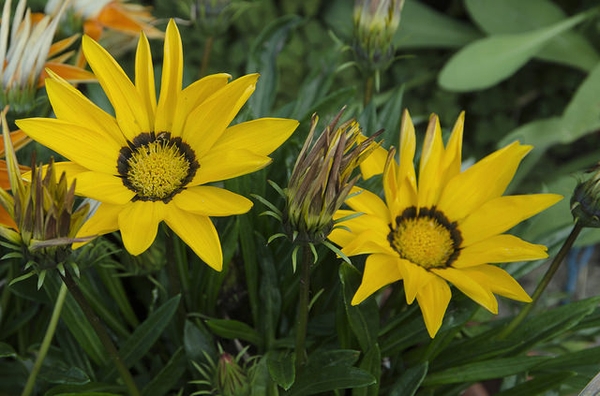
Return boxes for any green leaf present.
[376,85,404,149]
[464,0,599,71]
[423,356,550,386]
[247,14,303,117]
[562,62,600,140]
[536,345,600,371]
[494,371,575,396]
[353,345,381,396]
[44,382,123,396]
[205,318,261,346]
[394,0,481,49]
[266,350,296,391]
[100,295,181,380]
[142,347,187,396]
[439,11,592,91]
[389,362,428,396]
[0,342,16,358]
[339,262,379,351]
[39,364,90,385]
[184,319,216,365]
[43,275,107,365]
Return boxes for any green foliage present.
[3,0,600,395]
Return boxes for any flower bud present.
[571,164,600,228]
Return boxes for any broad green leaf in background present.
[0,342,16,358]
[142,347,187,396]
[389,362,428,396]
[465,0,599,71]
[267,350,296,391]
[439,11,593,91]
[494,372,576,396]
[205,318,261,345]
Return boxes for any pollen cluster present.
[118,132,199,202]
[389,206,461,269]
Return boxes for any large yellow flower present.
[16,20,298,271]
[329,110,562,337]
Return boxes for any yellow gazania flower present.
[16,20,298,271]
[328,110,562,337]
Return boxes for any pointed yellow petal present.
[351,253,403,305]
[192,149,271,185]
[172,73,231,136]
[42,63,96,84]
[345,186,389,221]
[359,142,387,180]
[460,194,562,246]
[398,109,417,194]
[173,186,252,216]
[118,201,165,255]
[209,118,298,157]
[164,207,223,271]
[439,111,464,184]
[438,142,532,221]
[397,259,435,304]
[432,267,498,314]
[72,172,134,205]
[415,276,451,338]
[44,77,126,145]
[340,229,396,257]
[82,35,148,139]
[418,114,444,208]
[453,234,548,268]
[182,74,259,156]
[461,265,532,302]
[75,202,122,246]
[135,32,156,129]
[16,119,120,173]
[329,211,389,248]
[155,20,182,133]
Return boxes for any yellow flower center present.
[389,206,461,269]
[118,132,199,203]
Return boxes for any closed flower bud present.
[571,164,600,228]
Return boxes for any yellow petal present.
[44,77,126,145]
[453,234,548,268]
[351,253,403,305]
[460,194,562,246]
[173,186,252,216]
[164,207,223,271]
[329,211,388,248]
[72,172,135,205]
[16,119,120,173]
[397,259,435,304]
[155,20,182,133]
[461,265,532,303]
[417,114,444,208]
[192,149,271,185]
[396,110,417,208]
[172,73,231,136]
[135,32,156,129]
[74,202,122,247]
[209,118,298,157]
[340,229,396,257]
[42,63,96,84]
[439,111,464,185]
[415,276,451,338]
[82,35,148,139]
[359,143,387,180]
[437,141,532,221]
[118,201,165,255]
[182,74,259,156]
[432,267,498,314]
[345,186,390,221]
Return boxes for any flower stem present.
[199,36,214,78]
[60,270,141,396]
[295,244,312,372]
[363,75,374,107]
[498,222,583,339]
[21,282,68,396]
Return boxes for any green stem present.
[295,244,312,372]
[21,282,68,396]
[498,222,583,339]
[199,36,214,78]
[363,75,374,107]
[60,271,140,396]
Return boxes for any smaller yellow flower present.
[329,110,562,337]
